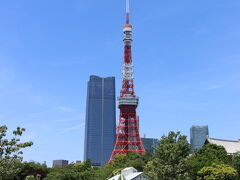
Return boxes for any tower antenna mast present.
[126,0,130,24]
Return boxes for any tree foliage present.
[2,126,239,180]
[0,125,33,179]
[185,144,230,179]
[44,160,94,180]
[94,152,152,180]
[231,153,240,177]
[144,131,191,180]
[25,175,41,180]
[25,175,37,180]
[16,161,48,180]
[197,164,238,180]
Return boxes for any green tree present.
[144,131,191,180]
[110,152,151,172]
[16,161,48,180]
[0,125,33,180]
[197,164,238,180]
[186,144,230,179]
[25,175,36,180]
[231,153,240,177]
[94,152,152,180]
[44,160,94,180]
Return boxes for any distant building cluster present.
[51,75,239,167]
[53,120,240,167]
[44,0,239,171]
[83,75,158,166]
[52,75,159,167]
[189,125,240,154]
[82,75,240,166]
[52,160,81,167]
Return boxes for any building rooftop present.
[205,136,240,154]
[191,125,209,129]
[108,167,145,180]
[90,75,115,80]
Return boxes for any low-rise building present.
[52,160,69,167]
[108,167,149,180]
[205,136,240,154]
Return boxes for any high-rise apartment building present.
[84,75,116,166]
[190,125,209,152]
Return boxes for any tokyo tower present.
[109,0,145,162]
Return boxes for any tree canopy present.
[0,125,33,180]
[2,126,240,180]
[197,164,238,180]
[94,151,152,180]
[231,153,240,177]
[144,131,191,180]
[44,160,94,180]
[185,144,230,179]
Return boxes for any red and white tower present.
[109,0,145,162]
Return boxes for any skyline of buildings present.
[1,0,240,166]
[84,75,116,166]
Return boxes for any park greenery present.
[1,125,240,180]
[0,125,33,180]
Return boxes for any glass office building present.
[190,125,209,152]
[84,75,116,166]
[141,138,158,153]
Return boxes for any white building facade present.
[108,167,149,180]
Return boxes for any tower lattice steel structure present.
[109,0,145,162]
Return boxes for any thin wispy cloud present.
[56,106,78,112]
[30,106,79,116]
[54,117,84,123]
[29,109,56,116]
[205,85,225,90]
[60,123,85,134]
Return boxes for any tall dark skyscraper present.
[84,75,116,166]
[190,125,209,152]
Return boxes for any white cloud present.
[29,109,56,116]
[29,106,80,117]
[60,123,85,134]
[205,85,225,90]
[54,117,84,123]
[56,106,77,112]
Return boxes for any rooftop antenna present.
[126,0,130,24]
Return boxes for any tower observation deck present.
[109,0,145,162]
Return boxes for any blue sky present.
[0,0,240,166]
